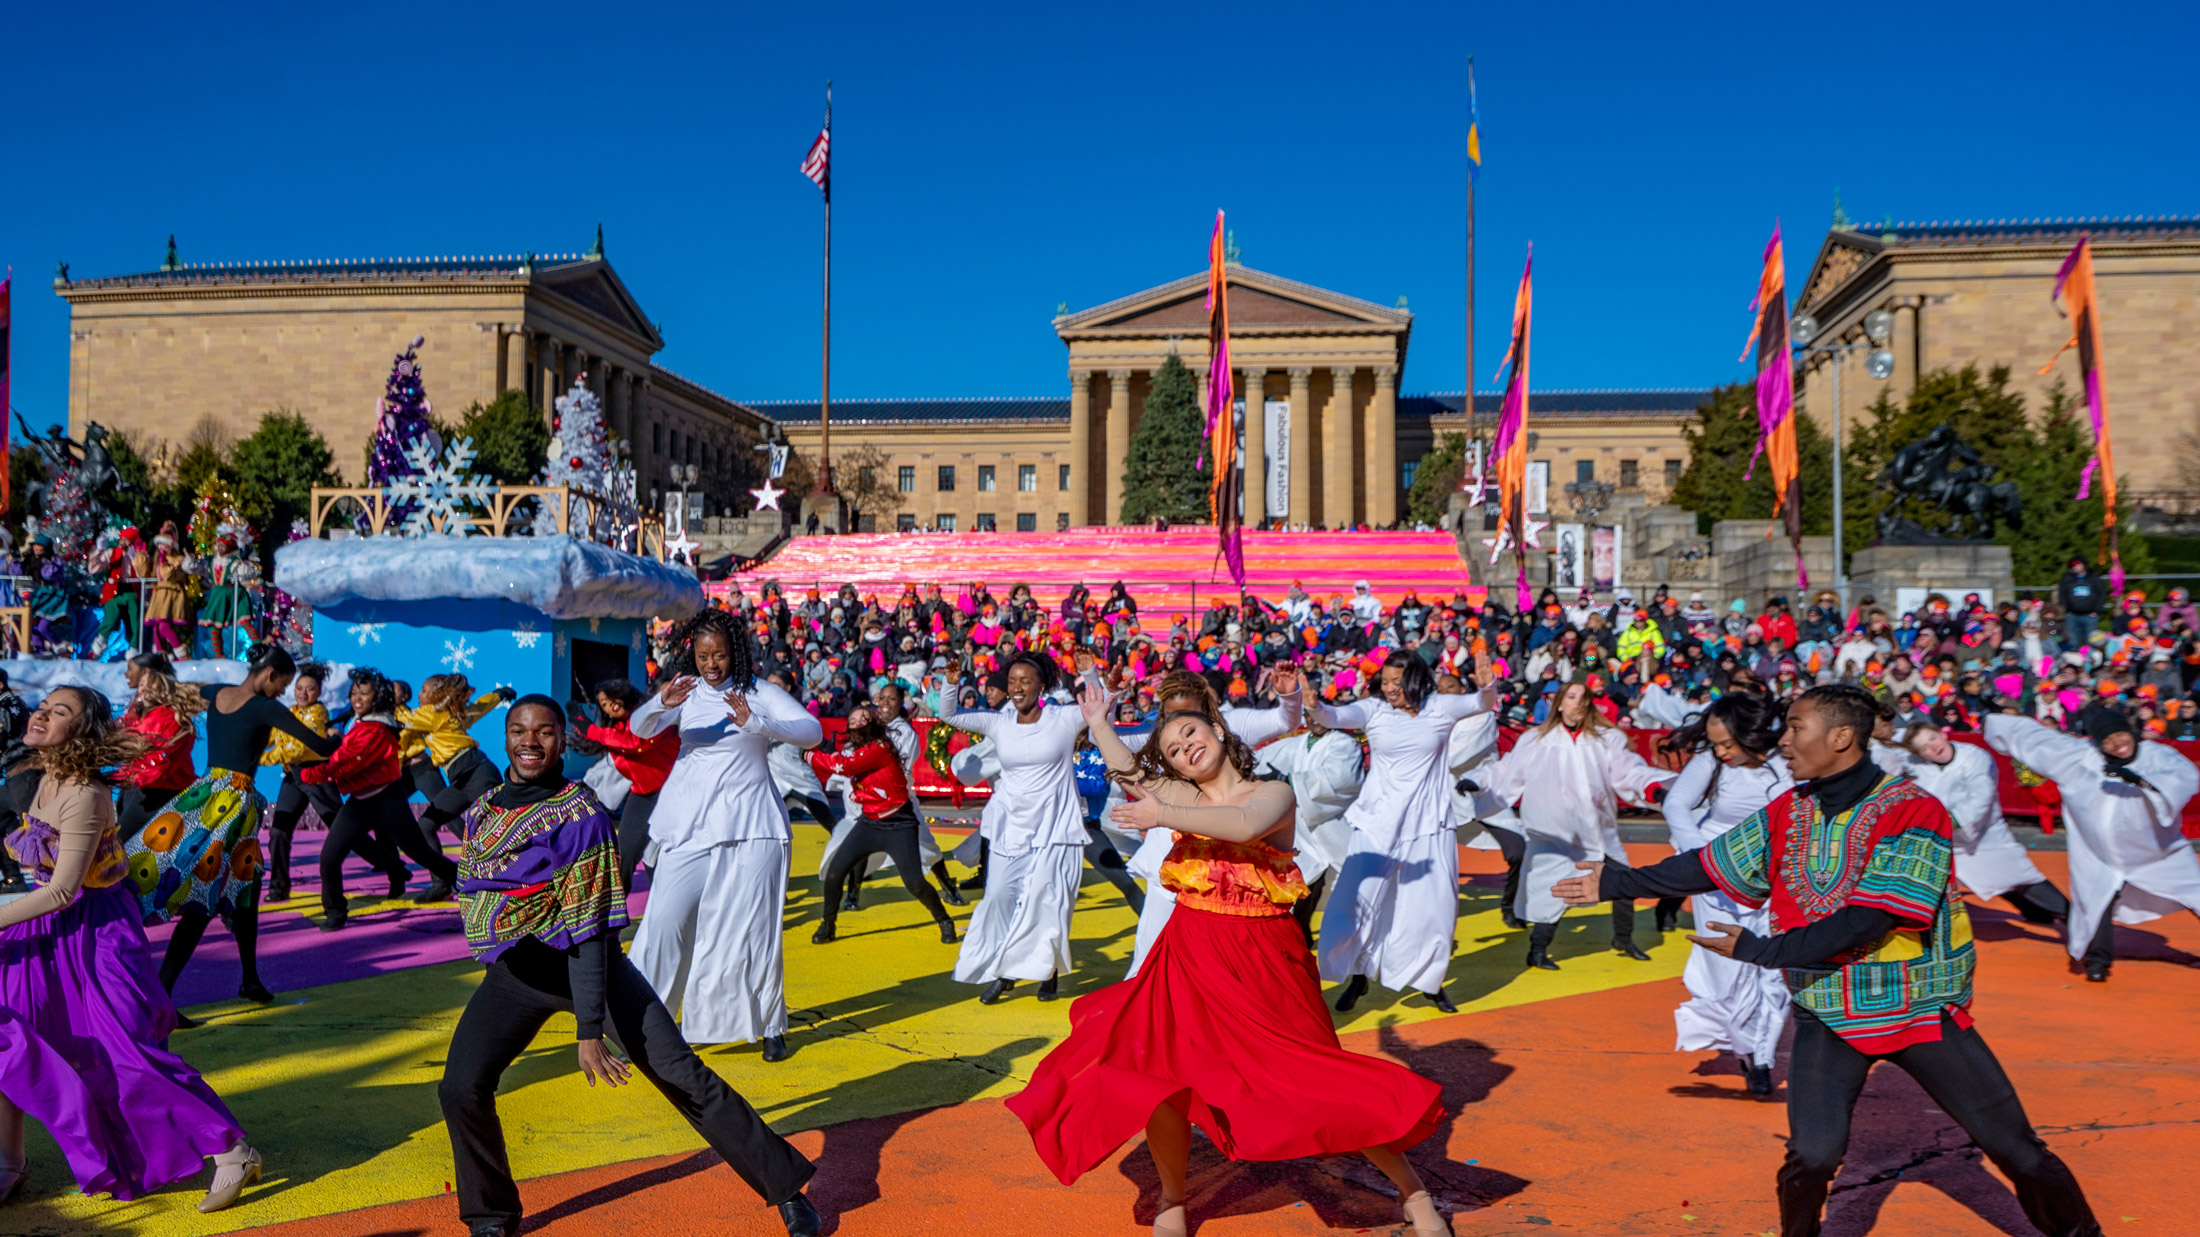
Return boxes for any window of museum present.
[897,513,916,531]
[938,465,956,491]
[1575,459,1595,483]
[937,513,957,532]
[1402,461,1420,490]
[1016,512,1037,532]
[652,424,664,452]
[976,512,997,532]
[898,466,915,493]
[1619,459,1639,489]
[1018,464,1037,492]
[978,465,997,492]
[1665,459,1683,487]
[1058,464,1071,491]
[1057,512,1070,530]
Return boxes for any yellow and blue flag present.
[1466,57,1482,181]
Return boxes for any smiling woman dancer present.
[0,686,263,1212]
[1006,673,1452,1237]
[939,651,1089,1005]
[628,608,821,1062]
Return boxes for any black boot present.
[760,1035,789,1062]
[1424,986,1458,1014]
[1527,923,1560,970]
[1654,897,1682,934]
[1036,974,1060,1002]
[413,877,453,904]
[1526,944,1560,970]
[1333,974,1369,1012]
[937,918,958,944]
[778,1193,822,1237]
[1744,1062,1775,1098]
[979,978,1014,1004]
[385,869,408,899]
[935,870,966,906]
[811,920,837,944]
[2085,960,2111,982]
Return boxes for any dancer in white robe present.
[1314,652,1495,1012]
[1483,679,1674,971]
[1120,668,1304,977]
[629,610,820,1060]
[1901,721,2068,924]
[940,653,1089,1003]
[1444,678,1523,927]
[1983,710,2200,981]
[1657,692,1793,1096]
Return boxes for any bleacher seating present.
[714,527,1480,621]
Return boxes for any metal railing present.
[308,484,668,560]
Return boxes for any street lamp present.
[1790,309,1895,609]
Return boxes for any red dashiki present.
[1701,772,1975,1053]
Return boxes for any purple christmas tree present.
[367,335,437,485]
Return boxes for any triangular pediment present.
[1057,266,1409,335]
[538,259,663,350]
[1795,230,1885,313]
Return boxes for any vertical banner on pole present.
[1264,398,1290,519]
[2041,235,2122,592]
[0,272,10,514]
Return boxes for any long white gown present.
[629,678,821,1044]
[1311,690,1489,993]
[1121,700,1303,977]
[1484,723,1673,925]
[938,699,1089,985]
[1896,741,2050,902]
[1661,750,1793,1069]
[1983,715,2200,959]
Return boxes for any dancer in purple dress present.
[0,685,262,1211]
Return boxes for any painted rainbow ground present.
[18,830,2200,1237]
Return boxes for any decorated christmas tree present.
[34,468,97,558]
[368,335,437,486]
[534,375,625,536]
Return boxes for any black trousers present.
[1082,822,1144,914]
[1779,1008,2098,1237]
[1485,823,1525,917]
[320,781,458,916]
[2083,885,2124,968]
[2005,879,2072,926]
[268,772,345,898]
[160,892,262,994]
[615,789,661,892]
[439,942,814,1230]
[116,785,181,843]
[820,807,952,927]
[1292,872,1329,947]
[421,748,502,834]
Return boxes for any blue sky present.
[5,1,2196,419]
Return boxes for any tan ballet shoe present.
[1152,1197,1187,1237]
[1402,1188,1452,1236]
[199,1140,261,1213]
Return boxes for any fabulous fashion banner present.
[1264,398,1290,519]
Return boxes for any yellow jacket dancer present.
[263,665,341,903]
[403,675,517,906]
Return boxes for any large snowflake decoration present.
[349,620,386,646]
[386,435,497,536]
[511,621,542,650]
[442,635,478,672]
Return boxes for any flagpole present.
[818,80,835,496]
[1465,54,1478,437]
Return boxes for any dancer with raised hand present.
[628,608,820,1061]
[304,668,461,930]
[805,700,958,945]
[0,685,264,1213]
[439,696,823,1237]
[130,643,340,1005]
[1482,678,1673,972]
[1315,651,1495,1013]
[1984,707,2200,982]
[1658,691,1793,1098]
[940,651,1088,1004]
[402,673,517,902]
[1556,684,2101,1237]
[1008,680,1453,1237]
[1903,719,2070,926]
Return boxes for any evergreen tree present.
[1405,433,1467,527]
[535,377,631,536]
[1668,382,1836,536]
[455,388,550,486]
[366,335,437,484]
[231,410,340,566]
[1118,355,1208,524]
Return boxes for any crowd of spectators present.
[680,555,2200,742]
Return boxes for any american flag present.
[800,126,830,198]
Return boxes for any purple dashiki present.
[458,781,627,963]
[0,815,242,1200]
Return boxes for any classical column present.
[607,366,630,450]
[1067,370,1092,526]
[1106,369,1133,524]
[1287,368,1313,527]
[1324,367,1358,528]
[1368,365,1398,527]
[538,335,563,421]
[1895,300,1921,404]
[501,328,530,397]
[1241,369,1268,527]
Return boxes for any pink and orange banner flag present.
[1490,247,1534,609]
[2041,235,2121,590]
[1204,211,1244,590]
[1739,223,1805,588]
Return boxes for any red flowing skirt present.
[1005,904,1445,1185]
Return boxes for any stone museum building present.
[53,239,772,515]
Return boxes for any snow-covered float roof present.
[275,534,702,621]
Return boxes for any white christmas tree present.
[535,376,620,537]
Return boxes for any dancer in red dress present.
[1005,672,1452,1237]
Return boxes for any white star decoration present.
[1521,515,1549,550]
[441,636,478,672]
[511,621,542,650]
[750,479,784,511]
[668,530,699,565]
[1481,530,1513,566]
[348,621,385,646]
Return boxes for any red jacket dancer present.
[581,679,680,888]
[803,704,954,946]
[302,670,459,929]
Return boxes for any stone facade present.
[1792,216,2200,506]
[54,248,771,517]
